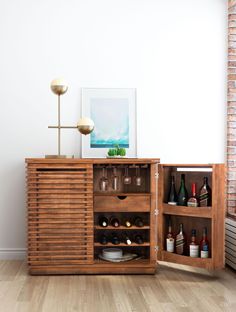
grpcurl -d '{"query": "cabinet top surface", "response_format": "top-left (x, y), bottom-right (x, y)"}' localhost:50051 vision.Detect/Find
top-left (25, 158), bottom-right (160, 164)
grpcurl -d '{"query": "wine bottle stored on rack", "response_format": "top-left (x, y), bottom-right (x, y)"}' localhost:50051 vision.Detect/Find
top-left (98, 216), bottom-right (108, 227)
top-left (134, 234), bottom-right (144, 244)
top-left (124, 219), bottom-right (132, 228)
top-left (110, 216), bottom-right (120, 227)
top-left (199, 177), bottom-right (212, 207)
top-left (166, 217), bottom-right (175, 253)
top-left (123, 233), bottom-right (132, 245)
top-left (177, 174), bottom-right (188, 206)
top-left (100, 234), bottom-right (108, 245)
top-left (111, 233), bottom-right (120, 245)
top-left (134, 217), bottom-right (144, 227)
top-left (168, 175), bottom-right (178, 205)
top-left (175, 223), bottom-right (186, 255)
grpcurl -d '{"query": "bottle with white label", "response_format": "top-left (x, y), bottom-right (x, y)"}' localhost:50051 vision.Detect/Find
top-left (189, 229), bottom-right (199, 258)
top-left (200, 227), bottom-right (209, 258)
top-left (166, 217), bottom-right (175, 253)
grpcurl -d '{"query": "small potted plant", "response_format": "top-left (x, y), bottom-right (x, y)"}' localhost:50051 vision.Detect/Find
top-left (107, 144), bottom-right (126, 158)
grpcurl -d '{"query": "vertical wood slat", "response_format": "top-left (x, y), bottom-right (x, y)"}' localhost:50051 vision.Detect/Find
top-left (27, 162), bottom-right (93, 267)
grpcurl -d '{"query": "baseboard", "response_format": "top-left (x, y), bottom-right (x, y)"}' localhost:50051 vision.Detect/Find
top-left (0, 248), bottom-right (26, 260)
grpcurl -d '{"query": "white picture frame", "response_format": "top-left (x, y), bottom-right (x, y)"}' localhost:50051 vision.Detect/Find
top-left (81, 88), bottom-right (137, 158)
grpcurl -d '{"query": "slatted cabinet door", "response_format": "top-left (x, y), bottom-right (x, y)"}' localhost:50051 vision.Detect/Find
top-left (27, 162), bottom-right (93, 273)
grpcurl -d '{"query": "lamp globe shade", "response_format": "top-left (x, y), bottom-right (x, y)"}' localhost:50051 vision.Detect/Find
top-left (77, 117), bottom-right (94, 135)
top-left (50, 78), bottom-right (68, 95)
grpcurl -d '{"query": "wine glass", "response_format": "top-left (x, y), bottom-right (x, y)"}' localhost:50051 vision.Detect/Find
top-left (112, 166), bottom-right (119, 191)
top-left (123, 167), bottom-right (131, 185)
top-left (99, 167), bottom-right (108, 191)
top-left (134, 166), bottom-right (142, 186)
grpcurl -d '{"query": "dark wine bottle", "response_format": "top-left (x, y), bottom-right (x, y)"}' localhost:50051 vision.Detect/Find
top-left (124, 219), bottom-right (132, 228)
top-left (100, 234), bottom-right (108, 245)
top-left (134, 234), bottom-right (144, 244)
top-left (168, 175), bottom-right (178, 205)
top-left (111, 233), bottom-right (120, 245)
top-left (134, 217), bottom-right (144, 227)
top-left (199, 177), bottom-right (212, 207)
top-left (110, 216), bottom-right (120, 227)
top-left (178, 174), bottom-right (188, 206)
top-left (123, 233), bottom-right (132, 245)
top-left (98, 216), bottom-right (108, 227)
top-left (175, 223), bottom-right (186, 255)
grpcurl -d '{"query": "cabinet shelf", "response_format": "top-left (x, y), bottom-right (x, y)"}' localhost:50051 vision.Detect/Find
top-left (162, 203), bottom-right (212, 218)
top-left (161, 251), bottom-right (212, 269)
top-left (94, 226), bottom-right (150, 230)
top-left (94, 193), bottom-right (151, 196)
top-left (94, 259), bottom-right (151, 266)
top-left (94, 242), bottom-right (150, 247)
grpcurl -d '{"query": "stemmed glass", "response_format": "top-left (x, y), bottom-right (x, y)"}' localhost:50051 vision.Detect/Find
top-left (99, 167), bottom-right (108, 191)
top-left (112, 167), bottom-right (119, 191)
top-left (134, 166), bottom-right (142, 186)
top-left (123, 167), bottom-right (131, 185)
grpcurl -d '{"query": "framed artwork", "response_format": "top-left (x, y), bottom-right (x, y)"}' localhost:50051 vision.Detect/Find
top-left (81, 88), bottom-right (137, 158)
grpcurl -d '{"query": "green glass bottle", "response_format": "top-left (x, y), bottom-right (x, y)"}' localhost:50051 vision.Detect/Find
top-left (177, 174), bottom-right (188, 206)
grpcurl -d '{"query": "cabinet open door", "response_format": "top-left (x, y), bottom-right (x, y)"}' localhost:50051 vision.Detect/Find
top-left (157, 164), bottom-right (225, 270)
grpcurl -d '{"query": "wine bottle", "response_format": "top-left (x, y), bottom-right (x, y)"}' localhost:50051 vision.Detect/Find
top-left (177, 174), bottom-right (188, 206)
top-left (200, 227), bottom-right (209, 258)
top-left (199, 177), bottom-right (212, 207)
top-left (100, 234), bottom-right (108, 245)
top-left (123, 233), bottom-right (132, 245)
top-left (187, 183), bottom-right (198, 207)
top-left (189, 229), bottom-right (199, 258)
top-left (111, 233), bottom-right (120, 245)
top-left (168, 175), bottom-right (178, 205)
top-left (124, 219), bottom-right (132, 228)
top-left (98, 216), bottom-right (108, 227)
top-left (134, 234), bottom-right (144, 244)
top-left (134, 217), bottom-right (144, 227)
top-left (175, 223), bottom-right (186, 255)
top-left (110, 216), bottom-right (120, 227)
top-left (166, 217), bottom-right (175, 253)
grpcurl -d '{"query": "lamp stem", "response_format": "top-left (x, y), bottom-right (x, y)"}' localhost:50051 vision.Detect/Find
top-left (58, 95), bottom-right (61, 156)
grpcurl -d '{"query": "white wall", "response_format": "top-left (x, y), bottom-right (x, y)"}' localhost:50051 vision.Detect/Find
top-left (0, 0), bottom-right (227, 256)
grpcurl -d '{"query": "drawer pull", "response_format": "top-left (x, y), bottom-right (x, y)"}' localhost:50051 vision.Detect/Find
top-left (117, 196), bottom-right (127, 200)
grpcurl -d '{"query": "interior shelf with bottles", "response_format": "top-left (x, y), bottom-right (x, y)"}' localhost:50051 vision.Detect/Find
top-left (157, 164), bottom-right (225, 270)
top-left (163, 165), bottom-right (212, 209)
top-left (161, 215), bottom-right (212, 268)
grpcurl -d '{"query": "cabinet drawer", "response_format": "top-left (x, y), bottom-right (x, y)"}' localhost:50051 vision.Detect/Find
top-left (94, 195), bottom-right (151, 212)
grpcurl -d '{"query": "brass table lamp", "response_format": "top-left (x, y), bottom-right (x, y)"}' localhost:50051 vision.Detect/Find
top-left (46, 78), bottom-right (94, 158)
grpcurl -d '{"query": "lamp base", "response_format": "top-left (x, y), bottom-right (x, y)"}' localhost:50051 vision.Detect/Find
top-left (45, 155), bottom-right (74, 159)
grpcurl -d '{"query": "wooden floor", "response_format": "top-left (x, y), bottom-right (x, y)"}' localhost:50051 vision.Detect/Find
top-left (0, 261), bottom-right (236, 312)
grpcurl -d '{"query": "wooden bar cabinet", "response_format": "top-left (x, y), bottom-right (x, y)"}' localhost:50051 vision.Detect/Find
top-left (26, 158), bottom-right (225, 274)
